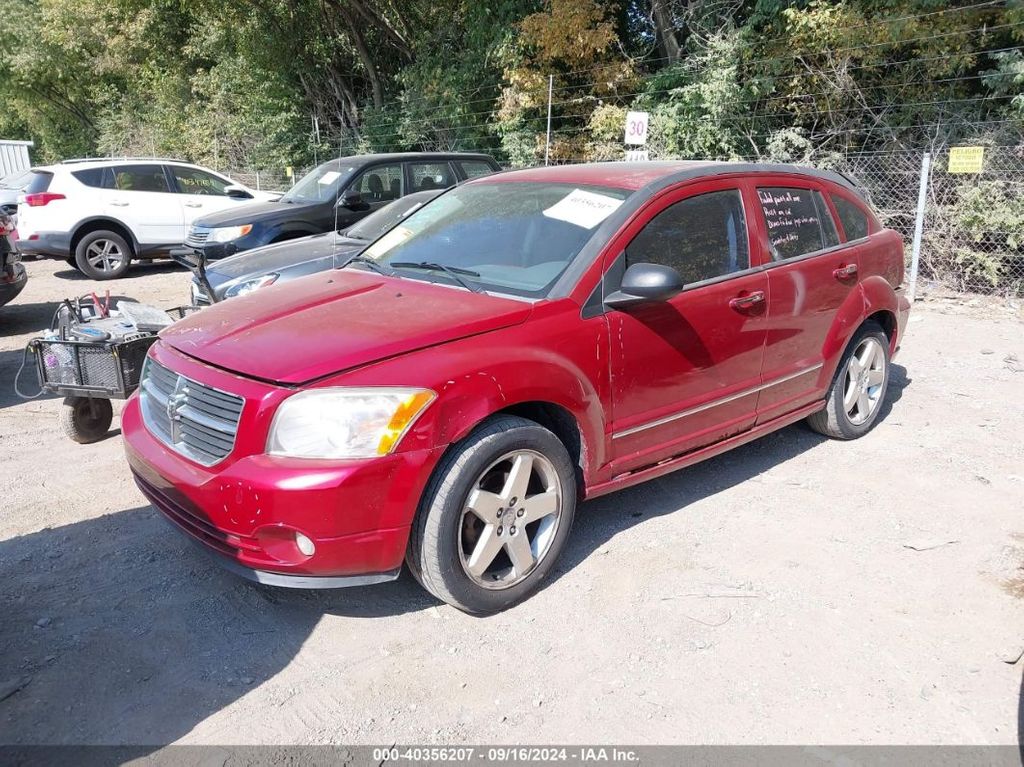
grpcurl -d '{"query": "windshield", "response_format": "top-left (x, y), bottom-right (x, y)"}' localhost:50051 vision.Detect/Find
top-left (0, 169), bottom-right (33, 190)
top-left (361, 182), bottom-right (630, 297)
top-left (345, 191), bottom-right (441, 241)
top-left (281, 161), bottom-right (356, 204)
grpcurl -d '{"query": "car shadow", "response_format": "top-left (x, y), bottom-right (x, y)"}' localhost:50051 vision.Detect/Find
top-left (53, 260), bottom-right (184, 281)
top-left (0, 504), bottom-right (434, 746)
top-left (549, 362), bottom-right (911, 589)
top-left (0, 366), bottom-right (911, 745)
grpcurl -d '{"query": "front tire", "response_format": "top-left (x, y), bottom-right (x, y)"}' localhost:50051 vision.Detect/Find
top-left (807, 321), bottom-right (890, 439)
top-left (407, 415), bottom-right (577, 614)
top-left (75, 231), bottom-right (132, 280)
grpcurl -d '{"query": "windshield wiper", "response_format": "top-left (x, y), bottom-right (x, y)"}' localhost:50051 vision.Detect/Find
top-left (341, 254), bottom-right (392, 276)
top-left (390, 261), bottom-right (483, 293)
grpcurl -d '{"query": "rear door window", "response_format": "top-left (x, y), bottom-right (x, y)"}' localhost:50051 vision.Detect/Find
top-left (171, 166), bottom-right (231, 196)
top-left (71, 168), bottom-right (112, 189)
top-left (757, 187), bottom-right (828, 260)
top-left (831, 195), bottom-right (870, 241)
top-left (625, 189), bottom-right (749, 285)
top-left (408, 162), bottom-right (457, 192)
top-left (112, 165), bottom-right (170, 193)
top-left (351, 164), bottom-right (403, 202)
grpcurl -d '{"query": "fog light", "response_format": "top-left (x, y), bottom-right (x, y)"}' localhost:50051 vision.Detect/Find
top-left (295, 532), bottom-right (316, 556)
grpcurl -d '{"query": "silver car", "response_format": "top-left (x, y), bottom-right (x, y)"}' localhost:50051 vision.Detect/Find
top-left (0, 169), bottom-right (33, 218)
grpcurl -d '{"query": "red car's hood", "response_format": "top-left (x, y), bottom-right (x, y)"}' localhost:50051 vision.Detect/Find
top-left (161, 270), bottom-right (532, 384)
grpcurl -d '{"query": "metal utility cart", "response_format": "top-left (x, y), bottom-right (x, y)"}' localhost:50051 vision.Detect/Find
top-left (26, 297), bottom-right (194, 443)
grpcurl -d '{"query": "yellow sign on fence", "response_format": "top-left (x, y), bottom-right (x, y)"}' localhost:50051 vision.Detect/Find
top-left (948, 146), bottom-right (985, 174)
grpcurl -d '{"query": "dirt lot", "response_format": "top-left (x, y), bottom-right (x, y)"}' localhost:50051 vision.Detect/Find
top-left (0, 257), bottom-right (1022, 746)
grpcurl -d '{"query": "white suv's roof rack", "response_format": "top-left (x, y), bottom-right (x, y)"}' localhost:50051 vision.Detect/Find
top-left (60, 157), bottom-right (188, 165)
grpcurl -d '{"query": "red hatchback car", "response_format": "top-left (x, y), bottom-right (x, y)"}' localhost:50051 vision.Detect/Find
top-left (122, 161), bottom-right (910, 614)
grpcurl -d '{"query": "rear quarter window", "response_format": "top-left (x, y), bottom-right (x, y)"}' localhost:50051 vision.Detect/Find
top-left (831, 195), bottom-right (870, 241)
top-left (458, 160), bottom-right (497, 180)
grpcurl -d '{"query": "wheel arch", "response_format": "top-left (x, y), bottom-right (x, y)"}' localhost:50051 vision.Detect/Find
top-left (821, 277), bottom-right (899, 383)
top-left (491, 401), bottom-right (586, 497)
top-left (70, 217), bottom-right (138, 256)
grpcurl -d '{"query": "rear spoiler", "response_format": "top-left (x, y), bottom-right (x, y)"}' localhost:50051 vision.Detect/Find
top-left (831, 169), bottom-right (873, 206)
top-left (169, 247), bottom-right (219, 304)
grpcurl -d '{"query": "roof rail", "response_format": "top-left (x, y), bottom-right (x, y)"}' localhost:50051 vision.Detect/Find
top-left (60, 157), bottom-right (188, 164)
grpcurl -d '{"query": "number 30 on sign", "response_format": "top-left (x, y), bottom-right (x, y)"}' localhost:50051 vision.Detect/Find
top-left (624, 111), bottom-right (649, 146)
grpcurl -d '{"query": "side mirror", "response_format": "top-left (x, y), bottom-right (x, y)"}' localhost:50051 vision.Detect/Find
top-left (338, 189), bottom-right (366, 210)
top-left (605, 262), bottom-right (684, 308)
top-left (225, 185), bottom-right (253, 200)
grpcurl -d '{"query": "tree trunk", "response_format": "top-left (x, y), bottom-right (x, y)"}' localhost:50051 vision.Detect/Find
top-left (336, 4), bottom-right (385, 109)
top-left (651, 0), bottom-right (681, 65)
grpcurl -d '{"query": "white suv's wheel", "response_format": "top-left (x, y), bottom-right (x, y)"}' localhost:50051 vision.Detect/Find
top-left (75, 231), bottom-right (132, 280)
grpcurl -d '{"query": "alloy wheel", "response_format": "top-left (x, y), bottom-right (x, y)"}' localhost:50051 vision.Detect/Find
top-left (85, 239), bottom-right (126, 274)
top-left (458, 449), bottom-right (563, 590)
top-left (843, 336), bottom-right (886, 425)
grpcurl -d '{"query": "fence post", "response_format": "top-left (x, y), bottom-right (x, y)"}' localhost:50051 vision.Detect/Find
top-left (544, 74), bottom-right (553, 166)
top-left (908, 151), bottom-right (931, 303)
top-left (255, 172), bottom-right (261, 191)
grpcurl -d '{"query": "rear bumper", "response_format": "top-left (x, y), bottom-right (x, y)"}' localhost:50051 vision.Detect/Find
top-left (17, 231), bottom-right (70, 258)
top-left (0, 260), bottom-right (27, 307)
top-left (894, 288), bottom-right (912, 358)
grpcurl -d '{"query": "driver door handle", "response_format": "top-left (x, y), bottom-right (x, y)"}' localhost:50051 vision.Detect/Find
top-left (110, 200), bottom-right (129, 207)
top-left (728, 290), bottom-right (765, 312)
top-left (184, 202), bottom-right (203, 208)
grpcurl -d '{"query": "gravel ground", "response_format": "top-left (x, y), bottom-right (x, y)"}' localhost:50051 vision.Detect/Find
top-left (0, 257), bottom-right (1022, 746)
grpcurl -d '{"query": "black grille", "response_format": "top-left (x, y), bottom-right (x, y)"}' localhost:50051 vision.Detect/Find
top-left (139, 357), bottom-right (244, 465)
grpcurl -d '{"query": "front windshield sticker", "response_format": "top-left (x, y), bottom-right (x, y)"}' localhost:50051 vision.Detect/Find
top-left (365, 226), bottom-right (414, 259)
top-left (318, 171), bottom-right (341, 186)
top-left (542, 188), bottom-right (624, 229)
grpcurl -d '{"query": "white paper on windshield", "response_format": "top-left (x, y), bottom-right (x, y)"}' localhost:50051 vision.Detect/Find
top-left (318, 171), bottom-right (341, 185)
top-left (543, 189), bottom-right (623, 229)
top-left (365, 226), bottom-right (413, 259)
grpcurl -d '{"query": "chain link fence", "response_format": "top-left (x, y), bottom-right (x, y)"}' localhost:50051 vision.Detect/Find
top-left (812, 145), bottom-right (1022, 297)
top-left (224, 141), bottom-right (1024, 297)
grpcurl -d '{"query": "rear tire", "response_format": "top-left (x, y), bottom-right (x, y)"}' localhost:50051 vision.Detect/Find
top-left (64, 257), bottom-right (79, 270)
top-left (60, 396), bottom-right (113, 443)
top-left (807, 321), bottom-right (890, 439)
top-left (75, 231), bottom-right (132, 280)
top-left (407, 415), bottom-right (577, 614)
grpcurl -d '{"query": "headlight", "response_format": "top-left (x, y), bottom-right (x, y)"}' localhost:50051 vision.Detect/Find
top-left (268, 387), bottom-right (436, 459)
top-left (209, 224), bottom-right (253, 243)
top-left (224, 273), bottom-right (278, 298)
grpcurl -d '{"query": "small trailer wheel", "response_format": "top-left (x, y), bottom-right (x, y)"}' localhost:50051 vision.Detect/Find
top-left (60, 396), bottom-right (113, 444)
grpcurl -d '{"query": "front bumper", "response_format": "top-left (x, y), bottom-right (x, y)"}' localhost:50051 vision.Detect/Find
top-left (17, 231), bottom-right (70, 258)
top-left (121, 344), bottom-right (444, 584)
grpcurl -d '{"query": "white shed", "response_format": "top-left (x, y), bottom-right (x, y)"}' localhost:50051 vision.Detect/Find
top-left (0, 140), bottom-right (34, 177)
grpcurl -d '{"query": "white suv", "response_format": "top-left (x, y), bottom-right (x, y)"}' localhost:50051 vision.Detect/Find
top-left (16, 159), bottom-right (278, 279)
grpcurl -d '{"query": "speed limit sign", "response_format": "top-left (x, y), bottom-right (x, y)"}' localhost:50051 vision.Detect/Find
top-left (624, 111), bottom-right (649, 145)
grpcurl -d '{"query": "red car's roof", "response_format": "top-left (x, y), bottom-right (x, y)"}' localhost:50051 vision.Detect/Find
top-left (474, 161), bottom-right (865, 198)
top-left (480, 161), bottom-right (723, 191)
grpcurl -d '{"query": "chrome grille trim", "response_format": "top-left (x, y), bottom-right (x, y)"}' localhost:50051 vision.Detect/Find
top-left (139, 357), bottom-right (244, 466)
top-left (185, 226), bottom-right (211, 247)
